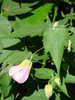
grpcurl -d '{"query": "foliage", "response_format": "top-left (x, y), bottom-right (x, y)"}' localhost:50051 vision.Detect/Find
top-left (0, 0), bottom-right (75, 100)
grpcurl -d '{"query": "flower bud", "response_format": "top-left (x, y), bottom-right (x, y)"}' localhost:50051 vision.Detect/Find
top-left (44, 84), bottom-right (53, 98)
top-left (55, 77), bottom-right (60, 85)
top-left (67, 40), bottom-right (71, 52)
top-left (9, 59), bottom-right (32, 84)
top-left (53, 21), bottom-right (58, 29)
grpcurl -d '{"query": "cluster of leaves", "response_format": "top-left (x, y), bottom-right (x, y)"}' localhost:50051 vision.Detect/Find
top-left (0, 0), bottom-right (75, 100)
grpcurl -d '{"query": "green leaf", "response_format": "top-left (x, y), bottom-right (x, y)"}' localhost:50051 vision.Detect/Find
top-left (34, 68), bottom-right (53, 79)
top-left (65, 74), bottom-right (75, 83)
top-left (1, 38), bottom-right (20, 48)
top-left (0, 73), bottom-right (11, 86)
top-left (2, 0), bottom-right (33, 16)
top-left (55, 93), bottom-right (61, 100)
top-left (70, 29), bottom-right (75, 51)
top-left (0, 86), bottom-right (1, 93)
top-left (21, 89), bottom-right (48, 100)
top-left (0, 15), bottom-right (11, 36)
top-left (5, 95), bottom-right (14, 100)
top-left (12, 17), bottom-right (23, 30)
top-left (0, 41), bottom-right (3, 53)
top-left (43, 22), bottom-right (69, 73)
top-left (1, 22), bottom-right (45, 38)
top-left (1, 85), bottom-right (12, 98)
top-left (23, 3), bottom-right (53, 24)
top-left (57, 79), bottom-right (70, 98)
top-left (0, 50), bottom-right (32, 65)
top-left (0, 0), bottom-right (2, 2)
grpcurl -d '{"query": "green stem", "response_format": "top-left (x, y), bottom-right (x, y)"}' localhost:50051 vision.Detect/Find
top-left (52, 6), bottom-right (58, 23)
top-left (30, 47), bottom-right (44, 60)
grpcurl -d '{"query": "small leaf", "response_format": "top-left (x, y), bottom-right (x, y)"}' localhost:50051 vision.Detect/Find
top-left (43, 22), bottom-right (69, 73)
top-left (2, 0), bottom-right (33, 16)
top-left (23, 3), bottom-right (53, 24)
top-left (34, 68), bottom-right (53, 79)
top-left (21, 89), bottom-right (48, 100)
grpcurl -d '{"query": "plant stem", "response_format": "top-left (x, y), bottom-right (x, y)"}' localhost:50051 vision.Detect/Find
top-left (52, 6), bottom-right (58, 23)
top-left (30, 47), bottom-right (44, 60)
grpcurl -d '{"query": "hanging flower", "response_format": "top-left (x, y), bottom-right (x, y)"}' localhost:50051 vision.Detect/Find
top-left (9, 59), bottom-right (32, 84)
top-left (44, 84), bottom-right (53, 98)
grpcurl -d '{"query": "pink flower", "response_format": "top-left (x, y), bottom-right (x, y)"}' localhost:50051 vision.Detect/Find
top-left (9, 59), bottom-right (32, 84)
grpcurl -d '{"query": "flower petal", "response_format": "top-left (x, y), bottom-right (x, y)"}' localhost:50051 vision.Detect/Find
top-left (9, 65), bottom-right (21, 76)
top-left (12, 66), bottom-right (29, 83)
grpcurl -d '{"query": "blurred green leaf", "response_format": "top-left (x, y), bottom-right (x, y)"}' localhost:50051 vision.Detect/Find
top-left (43, 22), bottom-right (69, 73)
top-left (0, 15), bottom-right (11, 35)
top-left (0, 0), bottom-right (2, 2)
top-left (23, 3), bottom-right (53, 24)
top-left (34, 68), bottom-right (53, 79)
top-left (69, 0), bottom-right (75, 4)
top-left (21, 89), bottom-right (48, 100)
top-left (4, 95), bottom-right (14, 100)
top-left (0, 86), bottom-right (1, 93)
top-left (2, 0), bottom-right (34, 16)
top-left (55, 93), bottom-right (61, 100)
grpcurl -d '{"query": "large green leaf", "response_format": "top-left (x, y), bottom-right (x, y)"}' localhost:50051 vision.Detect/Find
top-left (2, 0), bottom-right (35, 16)
top-left (34, 68), bottom-right (53, 79)
top-left (21, 89), bottom-right (48, 100)
top-left (43, 22), bottom-right (69, 73)
top-left (0, 15), bottom-right (11, 35)
top-left (0, 22), bottom-right (45, 38)
top-left (23, 3), bottom-right (53, 24)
